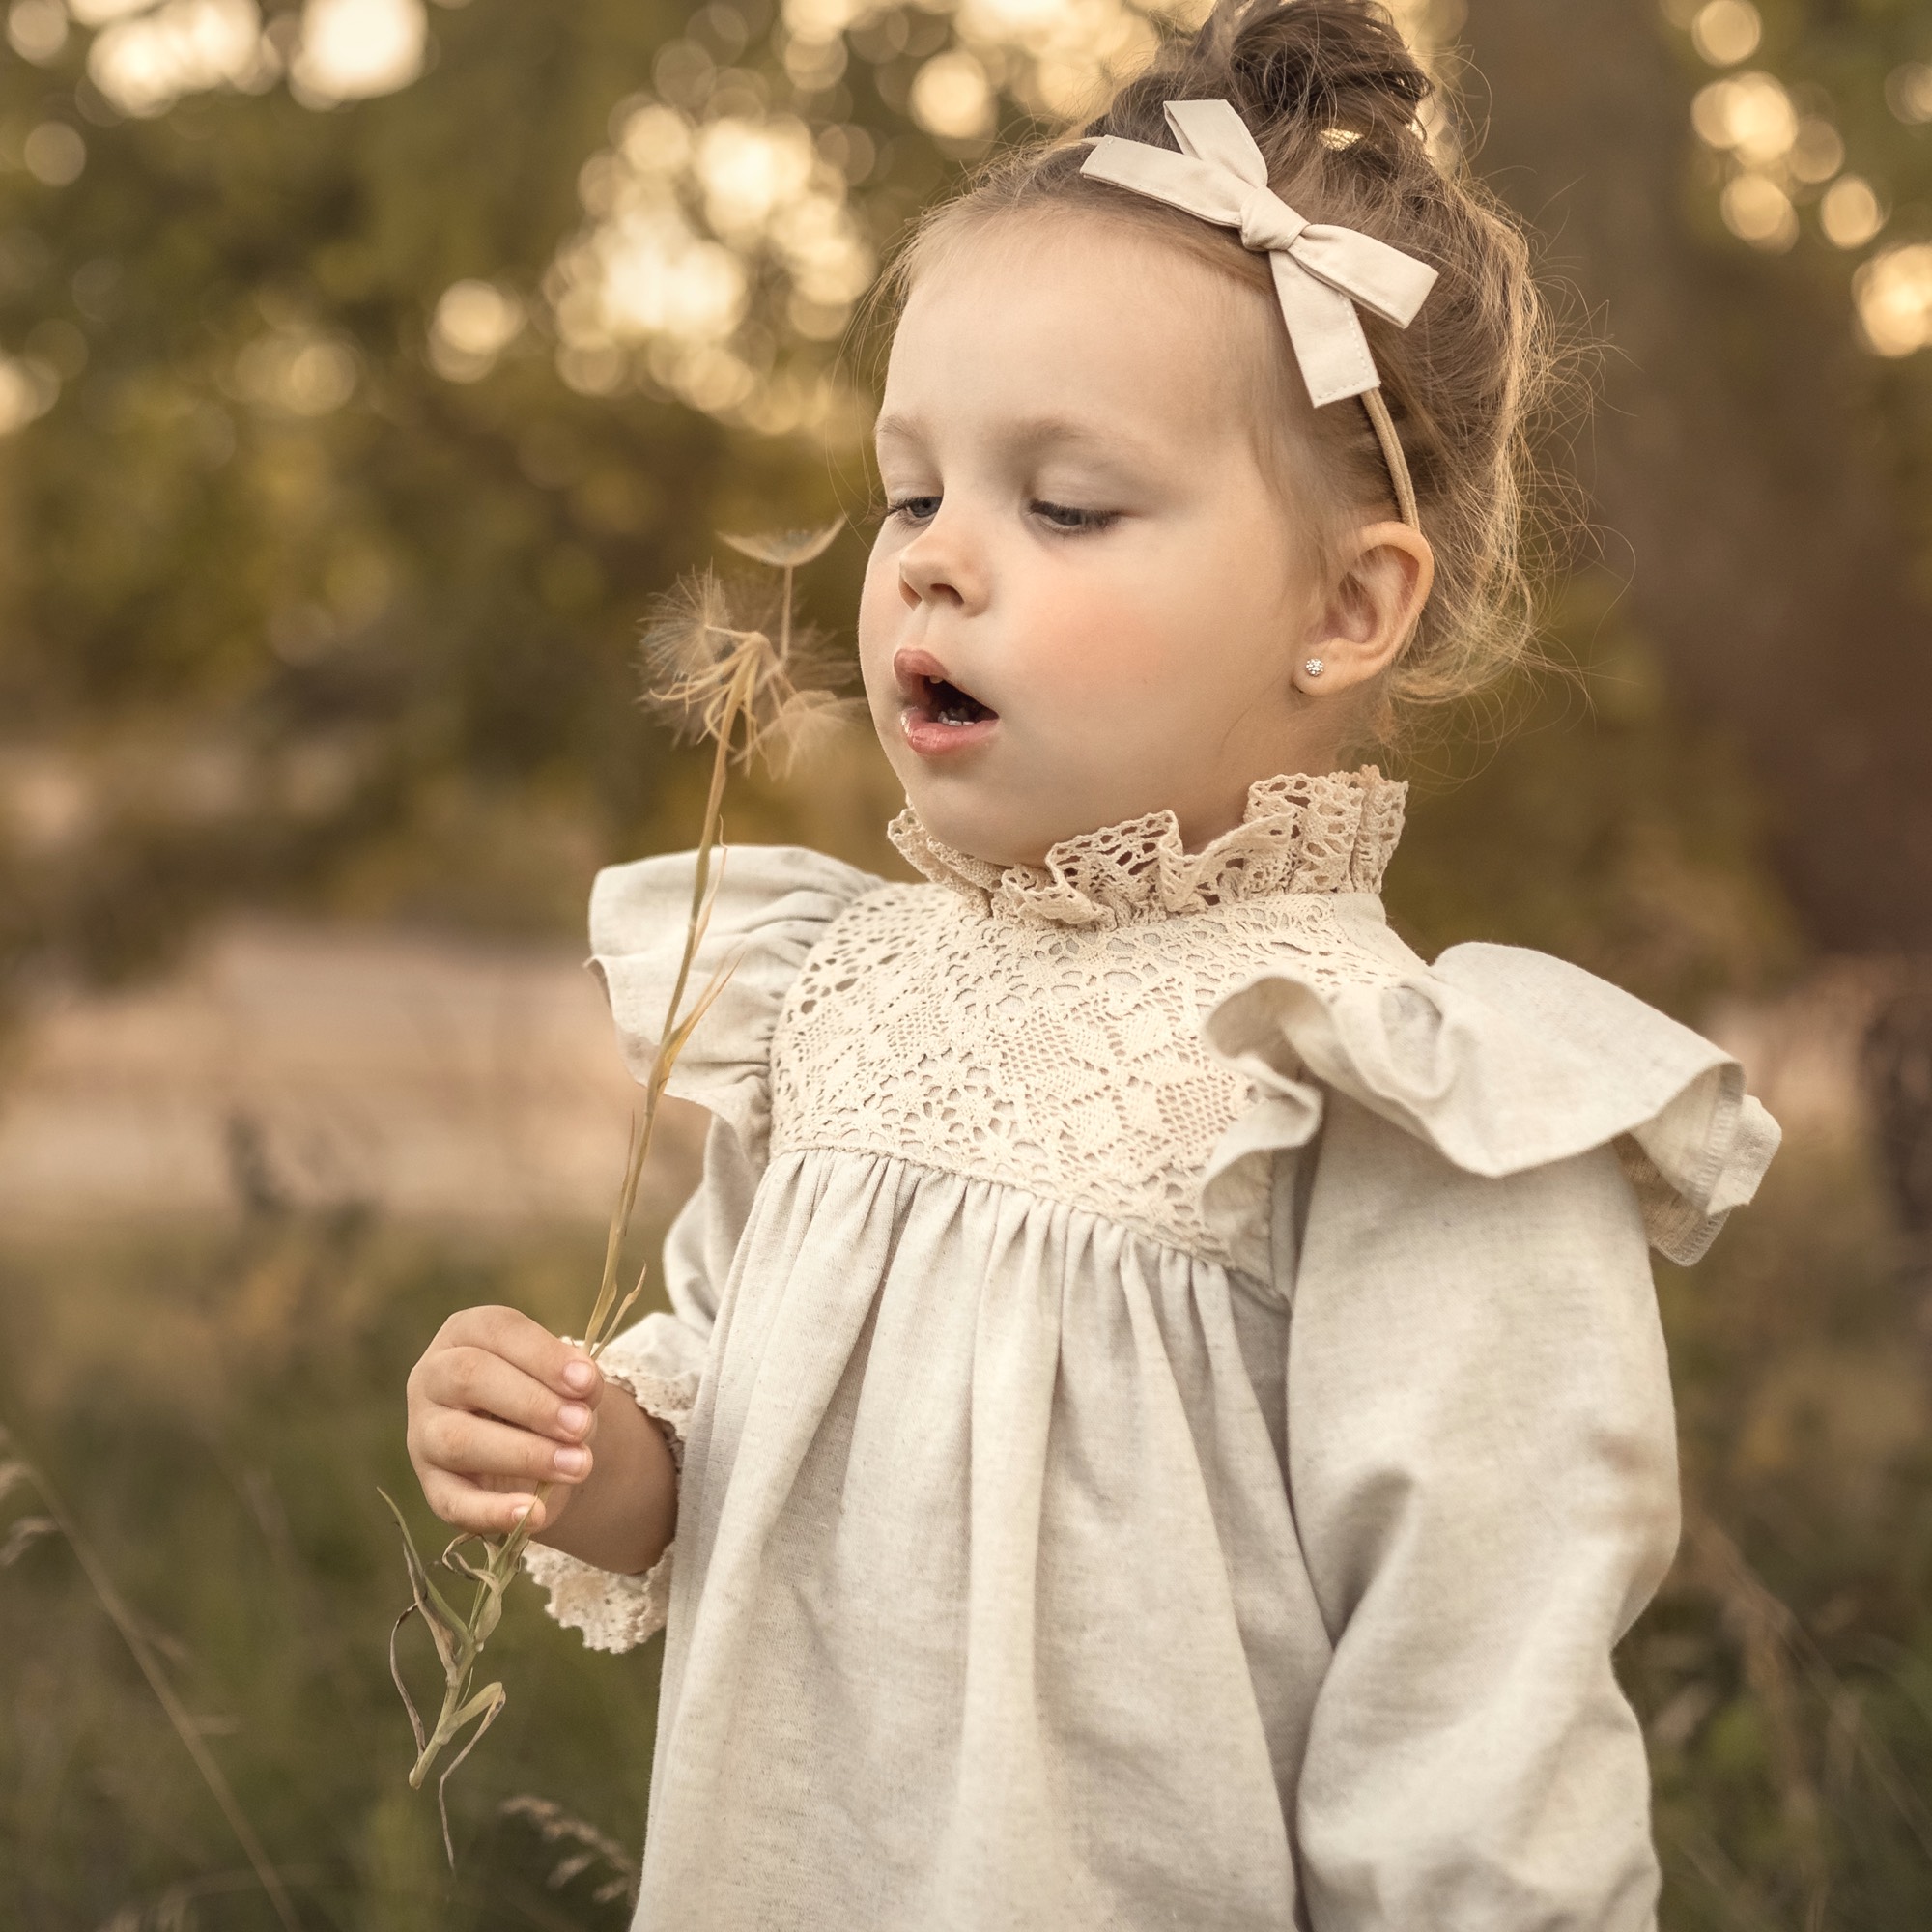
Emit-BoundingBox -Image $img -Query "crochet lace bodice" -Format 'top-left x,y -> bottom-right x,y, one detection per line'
770,769 -> 1415,1270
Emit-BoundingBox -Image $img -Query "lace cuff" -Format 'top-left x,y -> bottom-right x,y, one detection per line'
521,1359 -> 698,1655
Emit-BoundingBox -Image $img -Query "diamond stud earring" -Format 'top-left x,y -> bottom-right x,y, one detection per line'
1302,657 -> 1325,679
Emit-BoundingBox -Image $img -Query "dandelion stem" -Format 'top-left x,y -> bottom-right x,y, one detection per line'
387,526 -> 838,1852
395,646 -> 758,1851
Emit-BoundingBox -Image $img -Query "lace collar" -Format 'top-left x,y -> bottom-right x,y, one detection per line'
887,767 -> 1406,930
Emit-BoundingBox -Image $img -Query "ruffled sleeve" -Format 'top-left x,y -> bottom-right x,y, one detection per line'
588,844 -> 885,1162
1201,938 -> 1780,1271
1199,941 -> 1779,1926
525,845 -> 880,1653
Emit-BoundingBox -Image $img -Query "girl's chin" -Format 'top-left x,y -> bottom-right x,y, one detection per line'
895,782 -> 1068,872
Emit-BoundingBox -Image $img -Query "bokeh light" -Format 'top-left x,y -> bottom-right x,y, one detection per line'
542,96 -> 874,434
87,0 -> 267,119
1691,72 -> 1796,167
5,0 -> 69,62
1885,63 -> 1932,126
21,122 -> 86,185
1787,117 -> 1843,186
1690,0 -> 1760,69
0,354 -> 58,435
1819,176 -> 1883,253
291,0 -> 426,105
1720,172 -> 1797,253
1854,243 -> 1932,358
233,327 -> 360,413
429,280 -> 526,383
909,47 -> 996,140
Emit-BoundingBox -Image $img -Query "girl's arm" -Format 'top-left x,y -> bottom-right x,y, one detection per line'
1285,1094 -> 1678,1930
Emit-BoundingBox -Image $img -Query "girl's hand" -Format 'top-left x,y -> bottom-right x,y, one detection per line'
405,1306 -> 604,1539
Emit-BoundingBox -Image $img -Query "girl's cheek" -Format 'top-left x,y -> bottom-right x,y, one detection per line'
856,547 -> 905,677
1019,580 -> 1167,705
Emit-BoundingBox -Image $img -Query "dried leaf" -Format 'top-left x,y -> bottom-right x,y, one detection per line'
435,1680 -> 506,1870
380,1490 -> 465,1674
0,1461 -> 28,1504
439,1533 -> 500,1589
718,519 -> 842,568
0,1515 -> 55,1566
388,1607 -> 429,1756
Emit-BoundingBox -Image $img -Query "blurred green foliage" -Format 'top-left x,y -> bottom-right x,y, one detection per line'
1389,573 -> 1803,1020
0,1207 -> 662,1929
0,0 -> 901,1006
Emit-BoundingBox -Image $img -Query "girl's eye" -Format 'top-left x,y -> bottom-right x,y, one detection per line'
885,495 -> 941,525
1030,499 -> 1117,534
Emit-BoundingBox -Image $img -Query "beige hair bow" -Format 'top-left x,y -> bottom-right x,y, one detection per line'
1080,99 -> 1437,526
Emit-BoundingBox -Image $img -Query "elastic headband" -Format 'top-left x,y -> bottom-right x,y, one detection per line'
1080,99 -> 1435,529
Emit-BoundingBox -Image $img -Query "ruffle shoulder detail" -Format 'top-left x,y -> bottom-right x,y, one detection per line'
589,845 -> 883,1151
1201,940 -> 1781,1267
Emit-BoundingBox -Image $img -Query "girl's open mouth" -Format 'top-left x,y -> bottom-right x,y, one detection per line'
895,648 -> 999,756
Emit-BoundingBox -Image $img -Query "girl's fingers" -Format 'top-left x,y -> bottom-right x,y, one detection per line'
418,1407 -> 593,1487
417,1345 -> 595,1446
434,1305 -> 602,1405
417,1467 -> 552,1537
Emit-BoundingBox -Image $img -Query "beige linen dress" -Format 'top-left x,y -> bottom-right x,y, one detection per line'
525,768 -> 1780,1932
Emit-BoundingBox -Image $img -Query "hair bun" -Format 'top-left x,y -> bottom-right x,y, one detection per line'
1217,0 -> 1431,143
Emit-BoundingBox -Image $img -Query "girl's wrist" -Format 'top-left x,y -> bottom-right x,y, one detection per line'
533,1383 -> 678,1576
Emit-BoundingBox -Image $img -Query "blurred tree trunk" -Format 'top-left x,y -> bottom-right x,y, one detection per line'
1467,0 -> 1932,952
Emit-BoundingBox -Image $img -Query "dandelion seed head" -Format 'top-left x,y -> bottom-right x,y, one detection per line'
639,537 -> 855,769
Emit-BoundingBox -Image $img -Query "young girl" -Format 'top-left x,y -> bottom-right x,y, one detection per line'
405,4 -> 1780,1923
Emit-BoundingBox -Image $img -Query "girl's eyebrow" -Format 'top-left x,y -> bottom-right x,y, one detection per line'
874,409 -> 1161,468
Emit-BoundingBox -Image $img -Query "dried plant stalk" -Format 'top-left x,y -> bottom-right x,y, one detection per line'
0,1425 -> 303,1932
384,520 -> 847,1866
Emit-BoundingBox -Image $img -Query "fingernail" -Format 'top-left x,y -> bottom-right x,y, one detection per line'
511,1499 -> 538,1525
558,1402 -> 591,1435
562,1359 -> 595,1393
554,1445 -> 589,1476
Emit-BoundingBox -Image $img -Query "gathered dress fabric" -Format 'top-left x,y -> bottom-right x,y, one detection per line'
523,769 -> 1781,1932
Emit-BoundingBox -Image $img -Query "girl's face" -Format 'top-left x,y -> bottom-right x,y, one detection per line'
857,213 -> 1427,867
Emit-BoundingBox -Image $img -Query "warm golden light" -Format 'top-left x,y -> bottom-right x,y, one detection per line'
1690,0 -> 1761,68
1854,243 -> 1932,357
1819,176 -> 1883,252
429,282 -> 526,383
1720,172 -> 1797,252
909,48 -> 996,141
291,0 -> 425,105
87,0 -> 266,118
1691,72 -> 1796,165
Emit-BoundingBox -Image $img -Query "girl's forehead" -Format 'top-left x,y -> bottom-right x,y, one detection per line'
882,214 -> 1272,446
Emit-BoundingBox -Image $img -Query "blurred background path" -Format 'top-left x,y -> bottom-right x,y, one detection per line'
0,922 -> 703,1227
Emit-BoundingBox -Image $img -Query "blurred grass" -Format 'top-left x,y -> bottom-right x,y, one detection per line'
0,1205 -> 666,1931
1,1112 -> 1928,1927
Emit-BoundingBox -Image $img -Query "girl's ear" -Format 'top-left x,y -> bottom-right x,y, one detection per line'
1293,522 -> 1435,696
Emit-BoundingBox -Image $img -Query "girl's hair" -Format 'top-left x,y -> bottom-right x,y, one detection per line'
869,0 -> 1574,748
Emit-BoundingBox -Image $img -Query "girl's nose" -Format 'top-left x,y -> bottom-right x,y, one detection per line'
897,519 -> 984,613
